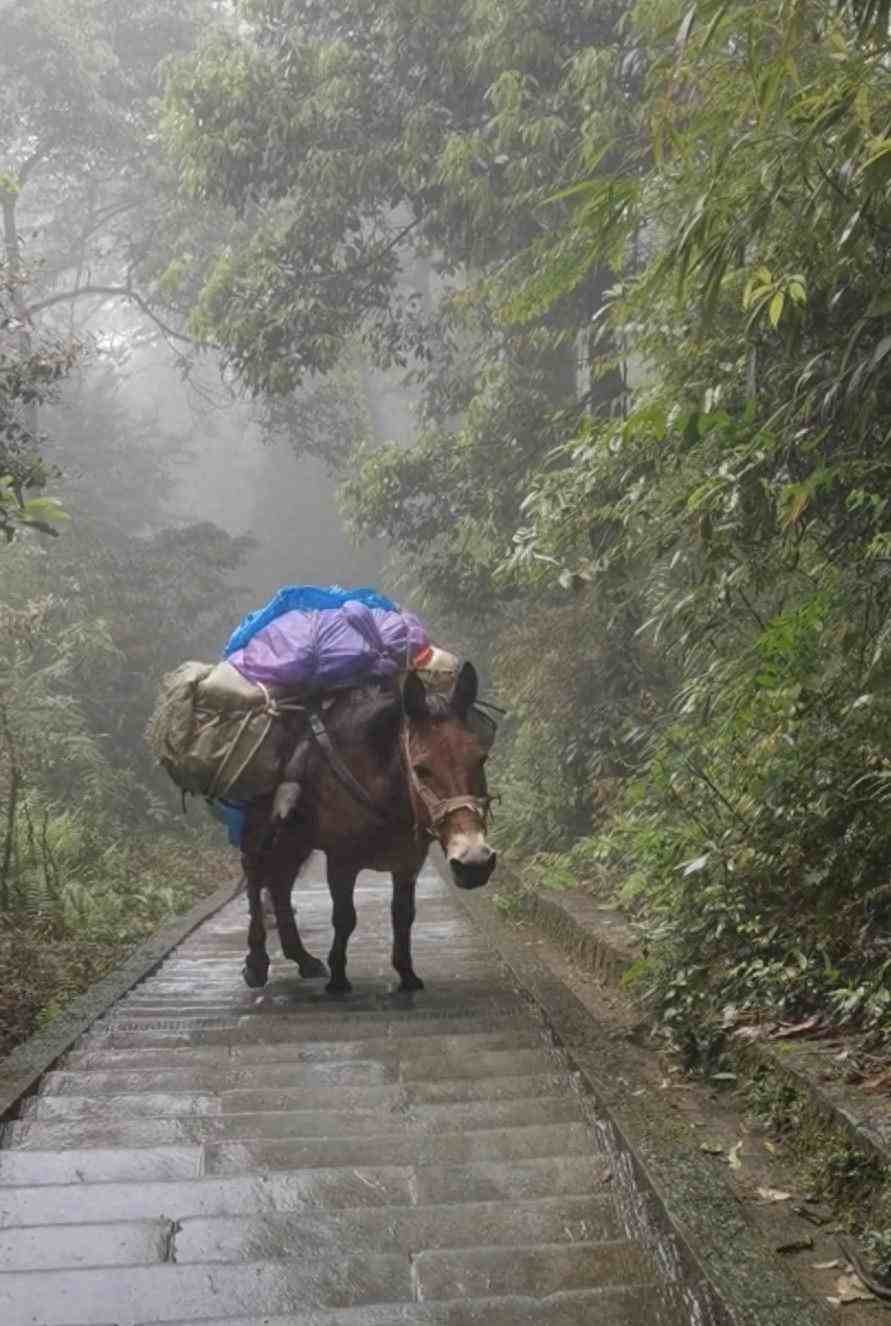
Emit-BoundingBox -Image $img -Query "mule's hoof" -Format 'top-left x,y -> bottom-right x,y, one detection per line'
398,972 -> 425,992
298,954 -> 328,980
242,962 -> 269,989
326,977 -> 352,995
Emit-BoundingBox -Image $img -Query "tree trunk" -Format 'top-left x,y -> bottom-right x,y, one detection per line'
1,187 -> 38,441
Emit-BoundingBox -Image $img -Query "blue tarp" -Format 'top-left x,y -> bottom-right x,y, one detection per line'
224,585 -> 396,657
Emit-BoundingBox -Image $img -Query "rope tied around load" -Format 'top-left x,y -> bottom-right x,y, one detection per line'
204,684 -> 307,802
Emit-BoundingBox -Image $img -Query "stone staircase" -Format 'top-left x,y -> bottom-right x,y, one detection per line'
0,865 -> 724,1325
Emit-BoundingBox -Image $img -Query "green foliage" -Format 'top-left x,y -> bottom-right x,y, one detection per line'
495,0 -> 891,1051
0,1 -> 255,1059
0,513 -> 240,1059
0,259 -> 78,543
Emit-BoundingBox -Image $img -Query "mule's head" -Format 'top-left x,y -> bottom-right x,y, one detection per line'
402,662 -> 497,889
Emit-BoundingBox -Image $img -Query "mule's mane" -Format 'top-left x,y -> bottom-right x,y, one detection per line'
335,682 -> 457,727
323,684 -> 464,772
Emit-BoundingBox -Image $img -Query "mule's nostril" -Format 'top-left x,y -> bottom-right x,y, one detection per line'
448,848 -> 497,891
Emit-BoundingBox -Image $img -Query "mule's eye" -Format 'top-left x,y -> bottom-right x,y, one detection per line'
413,763 -> 432,779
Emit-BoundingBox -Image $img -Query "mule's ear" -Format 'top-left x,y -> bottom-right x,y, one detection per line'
402,671 -> 429,719
451,661 -> 478,718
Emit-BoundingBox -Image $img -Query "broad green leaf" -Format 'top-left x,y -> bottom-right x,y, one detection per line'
20,497 -> 69,523
871,335 -> 891,370
866,291 -> 891,318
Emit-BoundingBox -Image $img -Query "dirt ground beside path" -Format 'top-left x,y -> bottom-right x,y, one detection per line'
0,925 -> 120,1059
0,843 -> 233,1060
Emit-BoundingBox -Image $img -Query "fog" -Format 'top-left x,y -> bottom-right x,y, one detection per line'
113,343 -> 389,619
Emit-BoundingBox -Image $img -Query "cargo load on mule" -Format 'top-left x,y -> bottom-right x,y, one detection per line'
145,585 -> 461,845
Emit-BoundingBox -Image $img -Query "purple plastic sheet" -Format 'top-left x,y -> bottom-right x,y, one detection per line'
227,599 -> 429,689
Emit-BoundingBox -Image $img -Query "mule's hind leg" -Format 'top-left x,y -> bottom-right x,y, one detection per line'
326,861 -> 358,994
391,872 -> 424,992
242,871 -> 270,989
268,855 -> 327,980
240,798 -> 282,989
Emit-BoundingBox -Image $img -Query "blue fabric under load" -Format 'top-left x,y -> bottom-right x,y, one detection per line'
206,798 -> 246,848
224,585 -> 396,657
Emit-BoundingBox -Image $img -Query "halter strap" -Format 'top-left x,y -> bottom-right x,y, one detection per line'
400,727 -> 491,840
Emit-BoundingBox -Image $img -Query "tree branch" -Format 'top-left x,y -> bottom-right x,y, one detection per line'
25,283 -> 204,348
17,144 -> 52,188
282,215 -> 426,285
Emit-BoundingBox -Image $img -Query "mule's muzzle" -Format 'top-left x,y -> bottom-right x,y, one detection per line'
448,845 -> 497,890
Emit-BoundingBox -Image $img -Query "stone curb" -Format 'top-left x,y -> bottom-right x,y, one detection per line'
514,885 -> 891,1176
0,875 -> 243,1124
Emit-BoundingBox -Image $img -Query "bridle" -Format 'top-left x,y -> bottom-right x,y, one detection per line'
399,722 -> 493,843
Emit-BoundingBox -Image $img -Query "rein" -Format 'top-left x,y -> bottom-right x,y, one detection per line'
305,708 -> 391,827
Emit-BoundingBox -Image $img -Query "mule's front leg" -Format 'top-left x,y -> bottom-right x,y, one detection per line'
326,863 -> 358,994
391,873 -> 423,992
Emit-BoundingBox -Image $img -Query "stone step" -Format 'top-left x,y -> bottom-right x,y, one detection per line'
172,1195 -> 621,1264
204,1121 -> 595,1174
415,1240 -> 656,1301
87,1014 -> 525,1040
39,1060 -> 398,1096
0,1246 -> 659,1326
68,1028 -> 547,1062
399,1049 -> 554,1083
0,1146 -> 203,1187
109,995 -> 496,1019
0,1218 -> 172,1272
5,1094 -> 585,1150
58,1043 -> 557,1079
0,1197 -> 620,1273
142,1284 -> 723,1326
23,1092 -> 223,1121
0,1156 -> 610,1229
0,1121 -> 595,1189
128,946 -> 485,982
28,1073 -> 578,1116
80,991 -> 528,1033
0,1251 -> 414,1326
78,1019 -> 531,1051
416,1154 -> 612,1205
83,993 -> 525,1019
0,1166 -> 415,1228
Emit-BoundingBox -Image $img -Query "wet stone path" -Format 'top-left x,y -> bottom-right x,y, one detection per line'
0,863 -> 724,1326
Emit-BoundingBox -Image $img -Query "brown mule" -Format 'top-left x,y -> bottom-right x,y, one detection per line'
239,662 -> 496,994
